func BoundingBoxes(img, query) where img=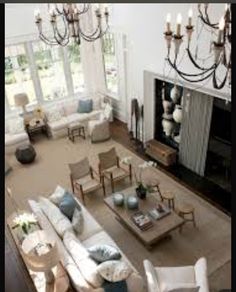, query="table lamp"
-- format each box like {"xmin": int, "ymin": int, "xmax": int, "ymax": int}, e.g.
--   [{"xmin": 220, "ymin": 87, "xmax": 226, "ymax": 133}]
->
[
  {"xmin": 21, "ymin": 230, "xmax": 60, "ymax": 284},
  {"xmin": 14, "ymin": 93, "xmax": 29, "ymax": 114}
]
